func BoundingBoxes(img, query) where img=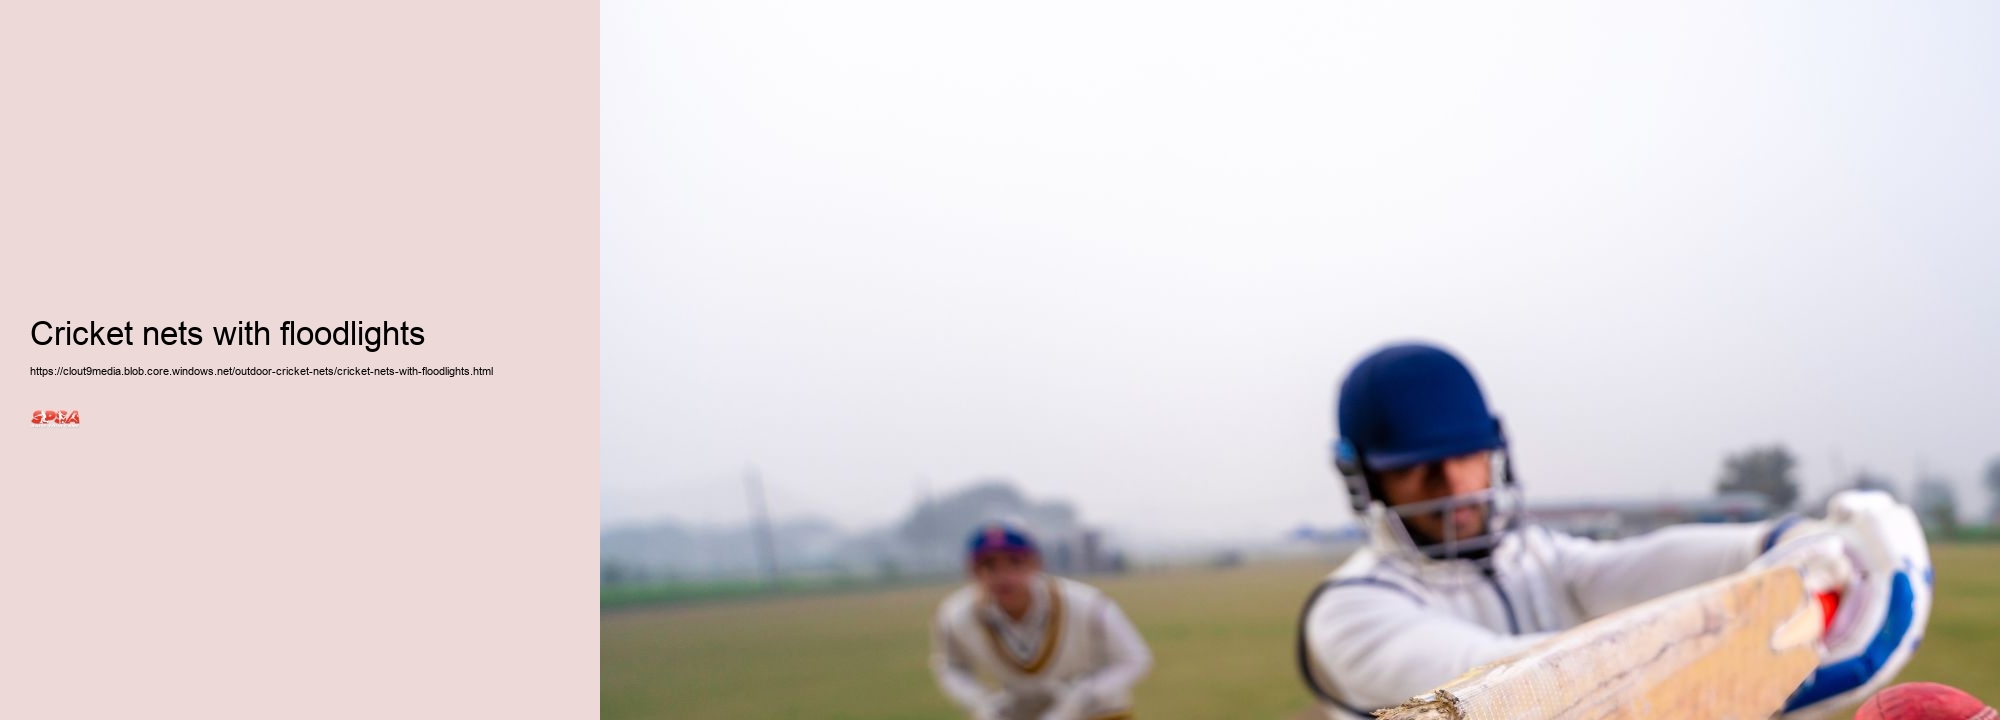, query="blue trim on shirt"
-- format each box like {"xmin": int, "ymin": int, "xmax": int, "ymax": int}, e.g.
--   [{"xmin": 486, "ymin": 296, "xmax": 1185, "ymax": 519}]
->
[
  {"xmin": 1761, "ymin": 514, "xmax": 1803, "ymax": 553},
  {"xmin": 1480, "ymin": 568, "xmax": 1522, "ymax": 635}
]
